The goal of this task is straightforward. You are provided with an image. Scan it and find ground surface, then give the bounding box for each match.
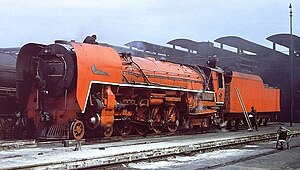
[0,122,298,169]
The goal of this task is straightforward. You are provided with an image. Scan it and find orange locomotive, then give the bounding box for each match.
[16,41,280,140]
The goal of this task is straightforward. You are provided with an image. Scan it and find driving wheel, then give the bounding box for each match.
[151,106,165,134]
[166,105,180,133]
[115,121,132,136]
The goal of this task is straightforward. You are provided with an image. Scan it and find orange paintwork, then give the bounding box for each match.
[26,86,79,135]
[103,87,116,110]
[71,43,123,112]
[72,43,206,113]
[100,110,114,127]
[26,90,41,128]
[122,57,204,91]
[226,71,280,113]
[100,87,116,127]
[199,101,216,107]
[190,118,208,127]
[114,110,133,117]
[150,98,164,105]
[17,41,282,139]
[211,71,225,103]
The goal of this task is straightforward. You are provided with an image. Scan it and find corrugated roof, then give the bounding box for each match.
[125,41,171,54]
[167,38,199,50]
[124,41,190,57]
[167,38,213,52]
[215,36,287,57]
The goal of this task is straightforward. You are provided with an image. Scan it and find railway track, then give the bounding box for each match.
[0,124,270,151]
[1,123,299,170]
[0,126,210,150]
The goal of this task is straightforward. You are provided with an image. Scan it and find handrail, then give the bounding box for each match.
[235,88,252,130]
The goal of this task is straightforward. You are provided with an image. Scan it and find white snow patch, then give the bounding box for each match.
[244,145,260,148]
[129,161,180,169]
[128,148,274,169]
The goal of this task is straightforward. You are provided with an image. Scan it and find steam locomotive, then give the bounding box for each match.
[0,52,18,139]
[16,41,280,140]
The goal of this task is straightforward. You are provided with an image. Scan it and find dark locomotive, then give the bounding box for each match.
[0,51,19,139]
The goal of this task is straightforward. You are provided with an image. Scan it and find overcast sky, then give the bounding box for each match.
[1,0,299,48]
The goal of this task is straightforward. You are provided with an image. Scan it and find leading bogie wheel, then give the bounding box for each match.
[70,120,85,140]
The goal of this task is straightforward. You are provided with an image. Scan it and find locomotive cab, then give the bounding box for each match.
[198,65,225,106]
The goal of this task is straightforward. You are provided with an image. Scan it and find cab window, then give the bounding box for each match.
[218,73,224,88]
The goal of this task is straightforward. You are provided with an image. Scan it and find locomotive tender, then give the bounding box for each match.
[16,41,280,140]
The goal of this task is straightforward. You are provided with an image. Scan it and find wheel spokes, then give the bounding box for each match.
[115,121,132,136]
[151,107,164,134]
[70,120,85,140]
[134,123,149,136]
[133,107,150,136]
[166,106,180,133]
[103,126,113,137]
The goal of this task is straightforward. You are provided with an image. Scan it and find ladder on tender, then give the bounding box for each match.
[235,88,253,131]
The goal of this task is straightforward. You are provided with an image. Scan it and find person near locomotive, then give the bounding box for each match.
[249,106,258,131]
[83,34,98,44]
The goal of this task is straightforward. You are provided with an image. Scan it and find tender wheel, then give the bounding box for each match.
[103,126,113,137]
[150,106,165,134]
[166,105,180,133]
[258,117,262,125]
[234,119,239,130]
[115,121,132,136]
[226,119,232,130]
[264,117,270,125]
[70,120,85,140]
